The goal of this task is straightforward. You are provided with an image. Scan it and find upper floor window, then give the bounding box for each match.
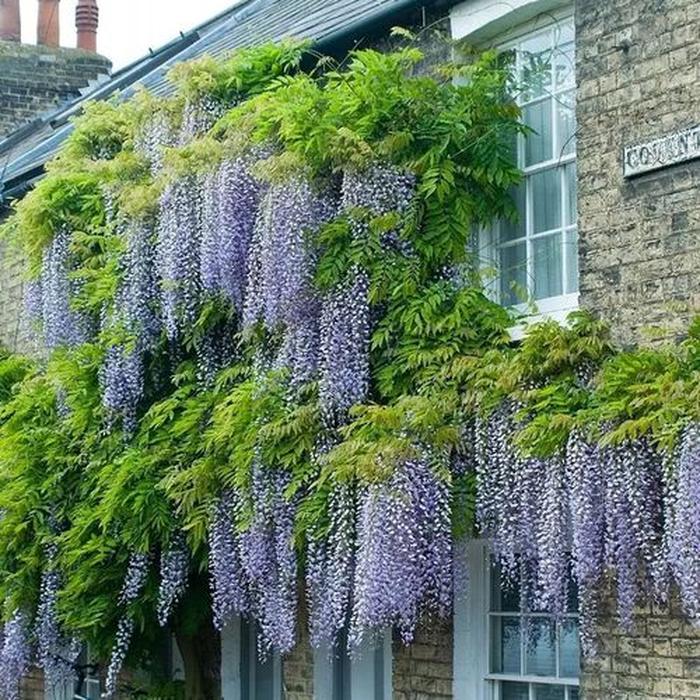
[484,16,578,320]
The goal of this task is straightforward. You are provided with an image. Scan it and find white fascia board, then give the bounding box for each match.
[450,0,571,44]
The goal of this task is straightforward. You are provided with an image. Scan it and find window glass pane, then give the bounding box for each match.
[557,91,576,157]
[554,41,575,90]
[565,162,577,225]
[520,31,552,101]
[491,616,522,674]
[525,618,557,676]
[533,233,563,300]
[535,685,566,700]
[532,169,561,233]
[559,619,581,678]
[524,100,553,166]
[499,242,527,306]
[569,689,579,700]
[564,228,578,295]
[502,682,530,700]
[501,185,526,242]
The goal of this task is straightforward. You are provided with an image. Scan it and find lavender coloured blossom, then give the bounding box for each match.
[667,424,700,624]
[156,175,204,341]
[0,611,31,700]
[118,551,149,606]
[565,429,606,655]
[39,228,92,350]
[209,491,250,630]
[238,464,298,655]
[306,481,355,650]
[104,615,135,699]
[200,157,265,311]
[36,545,80,690]
[318,267,370,422]
[348,456,452,651]
[157,534,190,626]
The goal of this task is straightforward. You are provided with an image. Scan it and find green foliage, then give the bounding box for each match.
[1,37,698,678]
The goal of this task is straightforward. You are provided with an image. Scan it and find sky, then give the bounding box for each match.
[19,0,242,69]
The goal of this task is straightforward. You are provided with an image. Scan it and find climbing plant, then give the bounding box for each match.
[0,34,698,700]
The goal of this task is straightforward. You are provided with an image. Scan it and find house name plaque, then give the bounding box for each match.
[624,125,700,177]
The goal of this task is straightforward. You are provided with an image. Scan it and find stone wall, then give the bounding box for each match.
[576,0,700,345]
[0,40,111,138]
[0,235,37,356]
[393,620,454,700]
[581,588,700,699]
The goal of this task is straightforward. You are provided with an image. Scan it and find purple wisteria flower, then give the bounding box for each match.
[348,456,452,651]
[209,491,251,630]
[0,611,31,700]
[157,533,190,626]
[667,424,700,625]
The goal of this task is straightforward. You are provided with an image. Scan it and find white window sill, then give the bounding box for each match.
[508,292,579,340]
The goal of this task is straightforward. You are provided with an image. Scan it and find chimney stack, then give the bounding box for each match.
[0,0,21,42]
[76,0,98,52]
[37,0,61,47]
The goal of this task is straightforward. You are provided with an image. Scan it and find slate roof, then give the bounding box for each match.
[0,0,427,200]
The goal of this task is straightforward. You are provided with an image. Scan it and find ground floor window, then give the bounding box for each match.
[313,631,392,700]
[454,542,581,700]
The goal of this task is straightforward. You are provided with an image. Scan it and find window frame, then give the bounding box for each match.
[475,9,579,326]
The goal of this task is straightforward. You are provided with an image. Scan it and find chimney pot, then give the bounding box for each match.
[0,0,21,42]
[37,0,61,47]
[76,0,98,52]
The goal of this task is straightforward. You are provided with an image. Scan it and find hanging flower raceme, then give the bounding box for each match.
[238,463,298,655]
[157,175,205,342]
[319,166,415,423]
[0,611,31,700]
[209,491,251,630]
[601,439,664,629]
[36,544,81,691]
[105,552,150,698]
[666,424,700,625]
[243,178,337,389]
[348,455,452,651]
[201,156,266,312]
[36,227,92,350]
[157,533,190,626]
[306,480,355,651]
[565,429,606,656]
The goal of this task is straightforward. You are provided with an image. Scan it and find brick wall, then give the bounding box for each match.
[393,620,454,700]
[581,588,700,699]
[0,40,111,138]
[576,0,700,345]
[284,596,314,700]
[0,235,37,356]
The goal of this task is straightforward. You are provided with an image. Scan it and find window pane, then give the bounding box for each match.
[525,618,557,676]
[559,619,581,678]
[569,689,579,700]
[491,616,522,674]
[502,682,530,700]
[535,685,565,700]
[499,242,527,306]
[524,100,553,166]
[520,31,552,101]
[533,233,563,300]
[564,228,578,295]
[557,91,576,157]
[565,162,577,225]
[501,185,526,242]
[531,169,561,233]
[554,41,575,90]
